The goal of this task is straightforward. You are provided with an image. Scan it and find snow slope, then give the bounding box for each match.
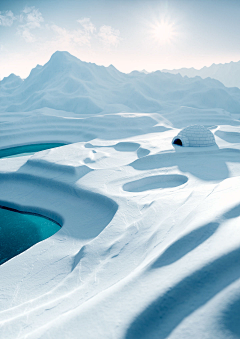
[163,60,240,89]
[2,51,240,115]
[1,52,240,338]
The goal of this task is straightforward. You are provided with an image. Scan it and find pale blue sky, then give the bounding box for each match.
[1,0,240,79]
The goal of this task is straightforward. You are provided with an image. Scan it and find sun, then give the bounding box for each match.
[151,19,177,44]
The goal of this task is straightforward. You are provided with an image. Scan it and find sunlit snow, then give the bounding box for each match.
[1,51,240,339]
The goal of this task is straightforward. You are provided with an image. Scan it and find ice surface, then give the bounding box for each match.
[0,143,66,158]
[1,51,240,338]
[0,206,60,265]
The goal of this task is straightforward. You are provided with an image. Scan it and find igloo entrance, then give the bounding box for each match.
[173,138,182,146]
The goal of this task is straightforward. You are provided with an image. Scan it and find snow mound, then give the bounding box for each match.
[172,125,216,147]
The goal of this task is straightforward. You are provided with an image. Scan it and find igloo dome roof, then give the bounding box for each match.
[172,125,216,147]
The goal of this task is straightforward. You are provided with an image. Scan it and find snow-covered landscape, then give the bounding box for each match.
[1,50,240,338]
[163,60,240,89]
[1,1,240,337]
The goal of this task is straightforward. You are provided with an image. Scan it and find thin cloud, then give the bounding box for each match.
[18,7,44,42]
[50,20,122,50]
[21,7,44,29]
[51,24,92,46]
[98,25,121,47]
[0,6,122,50]
[77,18,96,34]
[20,29,36,43]
[0,10,16,26]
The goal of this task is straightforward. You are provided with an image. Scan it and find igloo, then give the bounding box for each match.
[172,125,216,147]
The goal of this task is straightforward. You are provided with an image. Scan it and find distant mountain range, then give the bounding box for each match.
[163,60,240,89]
[1,51,240,115]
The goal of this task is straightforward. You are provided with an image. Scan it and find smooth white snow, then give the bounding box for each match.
[1,51,240,339]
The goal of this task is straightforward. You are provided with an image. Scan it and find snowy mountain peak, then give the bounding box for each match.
[2,51,240,115]
[163,60,240,88]
[1,73,22,84]
[0,73,23,92]
[49,50,78,63]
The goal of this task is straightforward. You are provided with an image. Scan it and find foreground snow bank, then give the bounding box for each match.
[1,52,240,338]
[0,108,240,339]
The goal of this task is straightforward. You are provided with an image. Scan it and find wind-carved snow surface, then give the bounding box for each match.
[1,51,240,338]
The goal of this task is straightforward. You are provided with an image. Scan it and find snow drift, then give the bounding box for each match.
[1,51,240,339]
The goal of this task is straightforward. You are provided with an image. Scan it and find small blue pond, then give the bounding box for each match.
[0,143,66,159]
[0,206,61,265]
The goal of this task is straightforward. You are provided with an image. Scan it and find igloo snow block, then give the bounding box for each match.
[172,125,216,147]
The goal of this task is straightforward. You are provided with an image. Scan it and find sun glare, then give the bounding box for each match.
[151,20,177,44]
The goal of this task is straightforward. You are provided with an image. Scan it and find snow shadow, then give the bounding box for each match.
[221,297,240,337]
[82,114,170,141]
[130,148,240,181]
[215,130,240,143]
[125,246,240,339]
[113,142,150,158]
[223,203,240,219]
[150,222,219,269]
[85,141,150,158]
[114,142,140,152]
[137,147,150,158]
[150,203,240,269]
[123,174,188,193]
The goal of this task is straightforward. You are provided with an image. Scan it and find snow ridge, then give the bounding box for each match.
[2,51,240,114]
